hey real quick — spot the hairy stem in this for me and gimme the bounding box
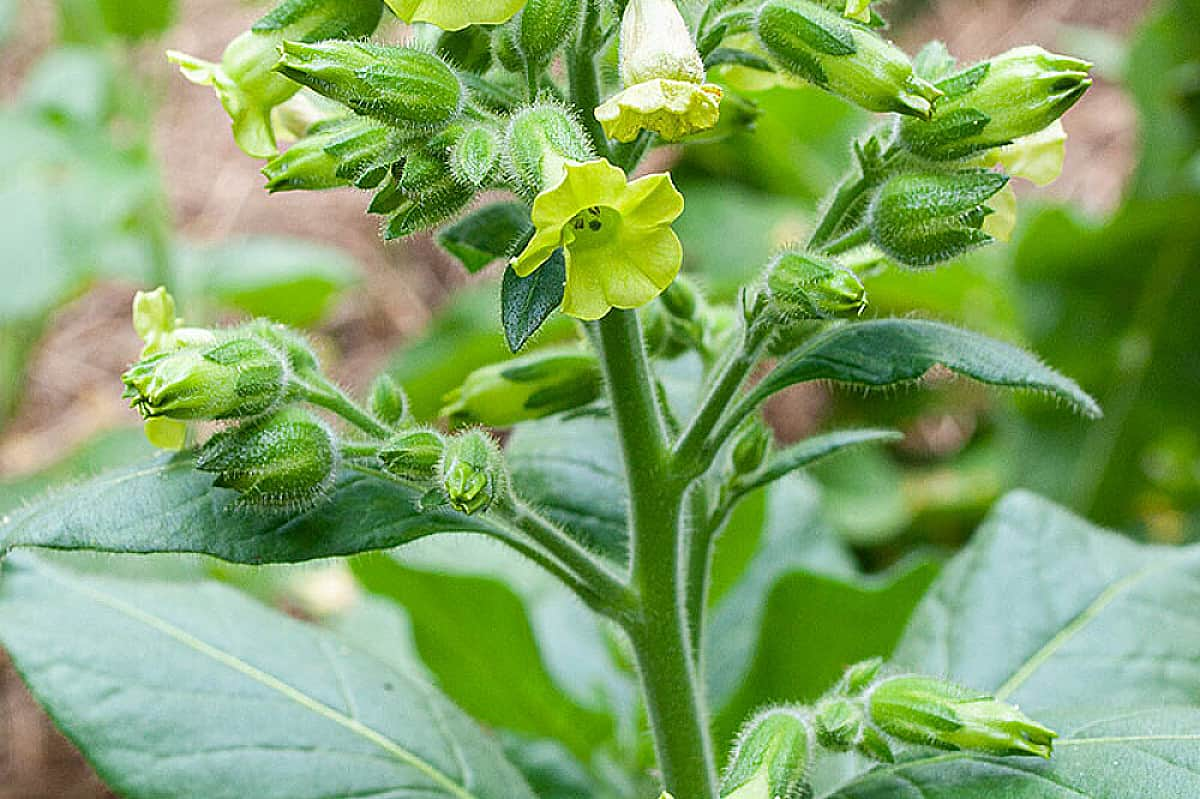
[595,310,719,799]
[568,2,611,159]
[301,377,392,440]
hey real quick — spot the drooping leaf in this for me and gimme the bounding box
[0,427,152,513]
[0,455,494,564]
[749,319,1101,418]
[0,552,536,799]
[892,490,1200,708]
[502,252,566,352]
[438,202,531,274]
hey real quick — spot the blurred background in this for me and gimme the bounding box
[1,0,1196,795]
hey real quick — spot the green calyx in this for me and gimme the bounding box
[264,115,408,193]
[721,709,812,799]
[439,430,504,515]
[195,406,339,510]
[369,374,411,430]
[868,675,1058,758]
[754,0,941,118]
[505,103,594,197]
[441,347,603,428]
[900,45,1092,160]
[379,428,446,481]
[869,169,1009,268]
[765,250,868,319]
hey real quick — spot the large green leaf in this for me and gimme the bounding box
[892,490,1200,708]
[0,552,535,799]
[0,455,493,564]
[352,551,616,761]
[0,427,152,513]
[749,319,1101,418]
[826,706,1200,798]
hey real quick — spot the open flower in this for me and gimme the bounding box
[385,0,525,30]
[512,159,685,320]
[596,79,724,143]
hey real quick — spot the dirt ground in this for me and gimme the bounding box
[0,0,1150,796]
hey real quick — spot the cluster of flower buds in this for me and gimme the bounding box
[720,708,812,799]
[438,430,506,515]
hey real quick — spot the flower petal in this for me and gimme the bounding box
[614,172,685,230]
[595,79,723,143]
[385,0,526,29]
[561,226,682,320]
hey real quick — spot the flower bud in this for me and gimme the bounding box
[837,657,883,695]
[869,169,1009,267]
[868,676,1057,758]
[814,696,865,751]
[659,276,700,320]
[196,407,338,510]
[122,336,291,422]
[276,42,465,133]
[899,46,1092,161]
[720,709,811,799]
[369,373,410,429]
[236,319,321,375]
[132,287,215,358]
[731,421,772,476]
[754,0,941,118]
[168,0,384,158]
[439,430,504,515]
[766,251,867,319]
[379,428,445,481]
[262,120,350,193]
[450,124,503,186]
[440,347,602,427]
[505,104,593,197]
[621,0,705,86]
[518,0,584,70]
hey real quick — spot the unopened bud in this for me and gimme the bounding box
[439,430,504,515]
[766,251,867,319]
[814,697,865,751]
[441,347,602,427]
[660,277,701,320]
[436,25,494,73]
[755,0,941,118]
[122,335,291,422]
[869,169,1008,267]
[276,42,465,132]
[621,0,706,85]
[899,46,1091,160]
[168,0,384,157]
[838,657,883,695]
[721,709,811,799]
[731,421,772,476]
[369,373,410,429]
[237,319,320,375]
[262,122,349,193]
[868,676,1057,758]
[450,124,503,186]
[519,0,584,70]
[196,407,338,510]
[505,104,593,196]
[379,428,445,481]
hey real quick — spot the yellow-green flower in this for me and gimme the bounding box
[512,159,685,320]
[385,0,525,30]
[974,120,1068,187]
[595,79,724,143]
[844,0,872,22]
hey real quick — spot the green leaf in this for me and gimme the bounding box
[750,319,1101,418]
[0,427,152,513]
[892,490,1200,708]
[438,202,531,274]
[352,551,615,761]
[826,706,1200,798]
[0,552,536,799]
[502,252,566,353]
[0,455,494,564]
[96,0,176,39]
[745,428,903,491]
[179,236,359,326]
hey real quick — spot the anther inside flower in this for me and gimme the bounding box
[512,159,685,320]
[384,0,525,29]
[595,79,724,143]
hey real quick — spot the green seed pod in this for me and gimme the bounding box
[869,169,1008,267]
[766,250,868,319]
[814,697,865,751]
[721,708,812,799]
[168,0,384,158]
[122,335,291,422]
[276,42,465,132]
[505,103,594,197]
[196,407,338,510]
[441,347,603,427]
[450,124,504,186]
[899,46,1092,161]
[519,0,584,70]
[754,0,941,118]
[868,675,1057,758]
[731,420,772,476]
[379,428,445,481]
[439,430,504,515]
[369,373,410,429]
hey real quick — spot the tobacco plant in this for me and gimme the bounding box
[3,1,1199,798]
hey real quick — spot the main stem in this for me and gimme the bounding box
[595,310,719,799]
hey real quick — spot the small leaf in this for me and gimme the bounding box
[0,552,536,799]
[501,251,566,352]
[438,202,531,274]
[0,455,494,565]
[751,319,1101,417]
[744,428,903,491]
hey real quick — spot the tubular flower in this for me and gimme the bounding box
[512,159,685,320]
[595,0,724,143]
[385,0,525,30]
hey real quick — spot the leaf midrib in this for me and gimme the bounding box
[44,567,480,799]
